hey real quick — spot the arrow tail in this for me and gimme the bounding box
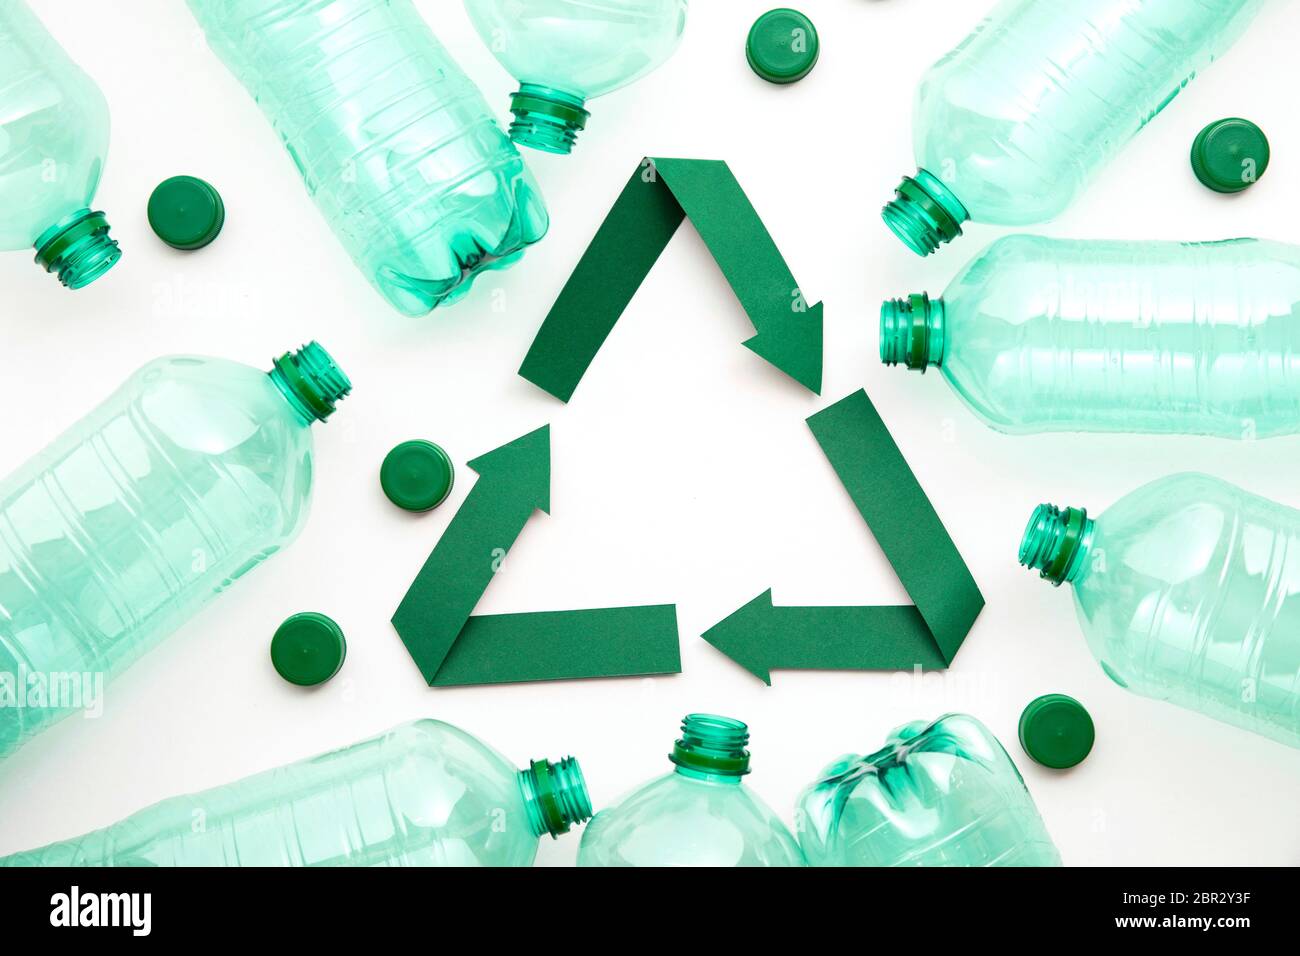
[391,479,541,684]
[518,164,685,402]
[431,605,681,686]
[807,391,985,664]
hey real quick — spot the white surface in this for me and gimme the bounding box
[1,0,1298,868]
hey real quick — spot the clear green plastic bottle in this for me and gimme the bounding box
[0,0,120,288]
[186,0,548,315]
[0,344,350,760]
[0,719,591,866]
[464,0,688,154]
[576,714,805,867]
[882,0,1263,256]
[881,235,1300,438]
[797,714,1061,867]
[1021,474,1300,750]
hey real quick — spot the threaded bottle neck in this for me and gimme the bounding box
[268,342,352,424]
[1020,504,1095,586]
[669,714,750,782]
[518,757,593,839]
[881,169,969,257]
[33,209,121,289]
[881,293,945,371]
[509,85,589,155]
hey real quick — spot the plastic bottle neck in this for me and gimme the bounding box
[1019,504,1095,586]
[509,84,590,155]
[33,208,121,289]
[669,714,750,785]
[882,169,969,257]
[517,757,593,839]
[881,293,945,371]
[267,342,352,425]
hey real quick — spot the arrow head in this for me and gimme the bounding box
[468,424,551,515]
[701,589,778,685]
[743,300,823,394]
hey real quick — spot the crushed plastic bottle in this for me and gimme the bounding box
[797,714,1061,866]
[187,0,549,315]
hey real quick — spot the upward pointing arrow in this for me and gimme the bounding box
[391,426,550,683]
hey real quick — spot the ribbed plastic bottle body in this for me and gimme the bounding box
[186,0,549,316]
[576,771,805,867]
[938,236,1300,437]
[915,0,1263,225]
[463,0,688,99]
[796,714,1061,867]
[0,357,313,759]
[0,0,107,248]
[1073,474,1300,749]
[1,720,544,866]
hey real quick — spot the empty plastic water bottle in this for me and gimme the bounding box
[0,344,350,760]
[882,0,1263,256]
[0,719,591,865]
[577,714,805,866]
[0,0,120,288]
[465,0,688,154]
[1021,475,1300,750]
[186,0,548,315]
[797,714,1061,867]
[881,235,1300,438]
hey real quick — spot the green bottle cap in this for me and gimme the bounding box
[746,9,819,85]
[1190,118,1270,193]
[271,612,346,687]
[380,440,454,512]
[147,175,225,250]
[1019,694,1095,769]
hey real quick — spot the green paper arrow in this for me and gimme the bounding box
[702,591,948,685]
[391,426,551,683]
[703,390,984,684]
[391,426,682,685]
[519,157,823,402]
[431,605,681,686]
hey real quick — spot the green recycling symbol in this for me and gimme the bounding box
[392,159,983,686]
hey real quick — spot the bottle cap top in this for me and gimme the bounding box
[380,440,455,512]
[271,613,346,687]
[747,8,819,84]
[1019,694,1094,769]
[1191,118,1270,193]
[148,176,225,250]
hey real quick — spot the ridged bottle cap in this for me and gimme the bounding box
[271,613,347,686]
[747,9,820,84]
[1019,694,1094,769]
[1191,118,1270,193]
[148,176,225,249]
[380,440,455,512]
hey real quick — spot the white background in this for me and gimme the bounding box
[1,0,1298,867]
